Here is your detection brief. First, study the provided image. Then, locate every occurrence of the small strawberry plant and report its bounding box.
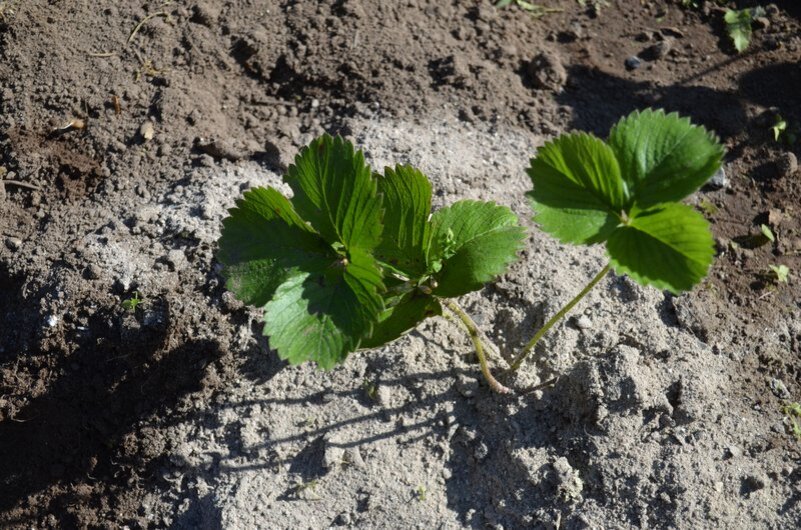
[509,108,724,370]
[218,109,724,393]
[218,135,525,390]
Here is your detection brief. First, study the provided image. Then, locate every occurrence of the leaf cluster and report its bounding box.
[725,6,765,53]
[527,109,724,294]
[218,135,525,369]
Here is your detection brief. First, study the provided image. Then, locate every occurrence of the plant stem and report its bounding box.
[443,300,511,394]
[507,263,611,373]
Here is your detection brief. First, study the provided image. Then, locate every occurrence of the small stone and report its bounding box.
[575,315,593,330]
[714,481,724,492]
[5,237,21,251]
[769,378,791,400]
[624,56,642,70]
[45,315,60,328]
[776,152,798,178]
[767,208,784,227]
[139,121,155,142]
[642,38,673,61]
[707,167,728,189]
[725,445,742,459]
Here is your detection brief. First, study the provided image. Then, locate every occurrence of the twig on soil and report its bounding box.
[88,52,115,58]
[127,11,171,45]
[443,300,512,394]
[2,179,41,191]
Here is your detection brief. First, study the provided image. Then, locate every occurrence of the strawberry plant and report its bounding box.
[509,109,724,370]
[218,135,525,389]
[218,109,724,393]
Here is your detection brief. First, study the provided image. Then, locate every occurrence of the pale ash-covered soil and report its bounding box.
[138,116,800,529]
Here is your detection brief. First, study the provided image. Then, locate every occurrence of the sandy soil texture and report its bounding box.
[1,1,801,528]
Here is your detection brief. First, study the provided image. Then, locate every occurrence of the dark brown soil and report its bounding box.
[1,0,801,528]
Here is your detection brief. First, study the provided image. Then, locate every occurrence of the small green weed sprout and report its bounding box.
[783,403,801,439]
[415,485,428,501]
[724,7,765,53]
[122,291,144,312]
[769,264,790,284]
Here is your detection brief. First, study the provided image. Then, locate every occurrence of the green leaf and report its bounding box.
[218,187,333,306]
[725,8,753,53]
[527,133,626,245]
[428,200,525,298]
[285,134,382,250]
[608,109,724,208]
[769,264,790,284]
[375,165,432,277]
[760,224,775,243]
[606,203,714,294]
[360,292,442,349]
[262,249,384,369]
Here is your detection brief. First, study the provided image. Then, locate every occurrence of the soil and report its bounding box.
[1,0,801,528]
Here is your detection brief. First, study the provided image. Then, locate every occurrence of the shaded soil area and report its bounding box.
[1,0,800,527]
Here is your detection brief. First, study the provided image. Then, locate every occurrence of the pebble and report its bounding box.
[45,315,60,328]
[5,236,21,251]
[707,167,728,189]
[769,378,791,399]
[575,315,593,330]
[139,121,155,142]
[725,445,742,459]
[643,38,673,61]
[776,152,798,178]
[624,56,642,70]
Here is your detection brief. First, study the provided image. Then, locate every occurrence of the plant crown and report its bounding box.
[218,135,525,369]
[527,108,724,294]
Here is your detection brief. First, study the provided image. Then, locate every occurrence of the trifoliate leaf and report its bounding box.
[262,248,384,369]
[285,134,382,250]
[218,187,333,306]
[360,291,442,349]
[527,133,626,245]
[606,203,714,294]
[428,200,525,298]
[375,165,432,277]
[608,109,724,208]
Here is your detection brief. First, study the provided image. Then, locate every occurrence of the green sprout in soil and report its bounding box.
[415,484,428,502]
[783,402,801,439]
[724,6,765,53]
[769,264,790,284]
[218,109,723,394]
[772,115,788,142]
[122,291,144,312]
